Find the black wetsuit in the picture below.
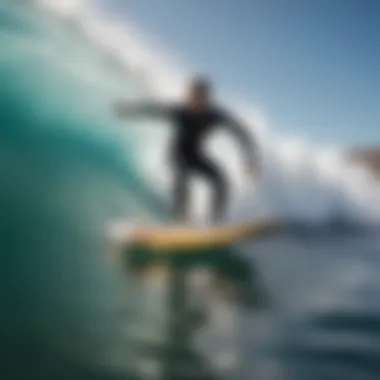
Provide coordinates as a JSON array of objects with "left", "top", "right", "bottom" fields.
[{"left": 123, "top": 103, "right": 257, "bottom": 222}]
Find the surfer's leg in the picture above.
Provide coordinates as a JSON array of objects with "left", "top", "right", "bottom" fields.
[
  {"left": 173, "top": 161, "right": 191, "bottom": 222},
  {"left": 193, "top": 155, "right": 228, "bottom": 223}
]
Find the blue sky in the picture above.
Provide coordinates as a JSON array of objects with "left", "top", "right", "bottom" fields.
[{"left": 101, "top": 0, "right": 379, "bottom": 146}]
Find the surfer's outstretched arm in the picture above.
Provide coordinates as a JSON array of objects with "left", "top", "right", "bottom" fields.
[
  {"left": 113, "top": 101, "right": 174, "bottom": 120},
  {"left": 124, "top": 220, "right": 277, "bottom": 252}
]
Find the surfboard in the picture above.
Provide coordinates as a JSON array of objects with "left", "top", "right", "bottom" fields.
[{"left": 109, "top": 218, "right": 278, "bottom": 254}]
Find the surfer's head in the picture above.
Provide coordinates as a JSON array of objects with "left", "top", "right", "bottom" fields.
[{"left": 188, "top": 76, "right": 212, "bottom": 110}]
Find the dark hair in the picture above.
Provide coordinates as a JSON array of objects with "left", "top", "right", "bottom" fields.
[{"left": 191, "top": 76, "right": 212, "bottom": 93}]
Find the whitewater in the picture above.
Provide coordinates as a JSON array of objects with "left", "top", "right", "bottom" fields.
[{"left": 1, "top": 1, "right": 380, "bottom": 380}]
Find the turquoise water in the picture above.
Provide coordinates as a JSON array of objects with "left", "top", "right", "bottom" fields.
[
  {"left": 0, "top": 2, "right": 169, "bottom": 378},
  {"left": 2, "top": 3, "right": 380, "bottom": 380}
]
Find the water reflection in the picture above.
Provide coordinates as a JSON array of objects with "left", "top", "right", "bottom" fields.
[{"left": 123, "top": 246, "right": 271, "bottom": 380}]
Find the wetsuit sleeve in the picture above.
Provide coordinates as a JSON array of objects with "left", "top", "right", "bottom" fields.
[
  {"left": 218, "top": 110, "right": 258, "bottom": 167},
  {"left": 114, "top": 101, "right": 176, "bottom": 120}
]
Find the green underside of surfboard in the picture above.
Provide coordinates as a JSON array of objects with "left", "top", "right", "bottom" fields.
[{"left": 123, "top": 245, "right": 271, "bottom": 309}]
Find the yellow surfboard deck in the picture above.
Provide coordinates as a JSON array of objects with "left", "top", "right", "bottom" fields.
[{"left": 142, "top": 218, "right": 279, "bottom": 253}]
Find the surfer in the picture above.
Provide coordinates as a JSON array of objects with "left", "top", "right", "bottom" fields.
[{"left": 114, "top": 76, "right": 260, "bottom": 223}]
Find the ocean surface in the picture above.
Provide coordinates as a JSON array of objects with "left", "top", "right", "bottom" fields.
[{"left": 1, "top": 2, "right": 380, "bottom": 380}]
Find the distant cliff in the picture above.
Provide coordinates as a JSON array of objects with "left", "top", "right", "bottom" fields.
[{"left": 348, "top": 148, "right": 380, "bottom": 175}]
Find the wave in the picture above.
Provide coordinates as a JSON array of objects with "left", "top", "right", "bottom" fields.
[{"left": 0, "top": 1, "right": 173, "bottom": 377}]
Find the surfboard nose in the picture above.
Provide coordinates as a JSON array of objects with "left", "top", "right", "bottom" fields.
[{"left": 106, "top": 220, "right": 135, "bottom": 242}]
